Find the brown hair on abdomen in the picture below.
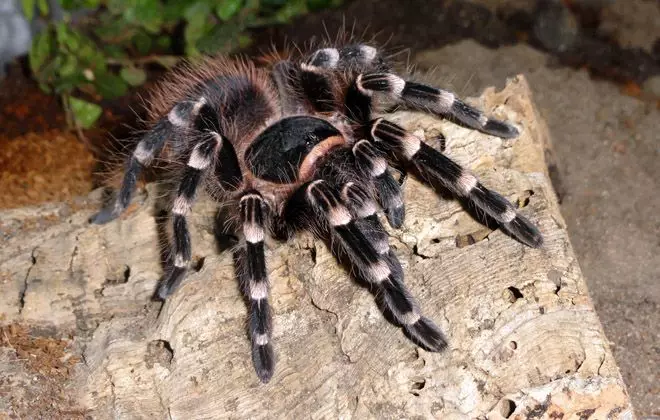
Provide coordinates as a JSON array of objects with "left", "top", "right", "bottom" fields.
[{"left": 145, "top": 56, "right": 280, "bottom": 151}]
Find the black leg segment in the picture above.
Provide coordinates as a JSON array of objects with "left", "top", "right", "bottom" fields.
[
  {"left": 157, "top": 109, "right": 224, "bottom": 299},
  {"left": 370, "top": 119, "right": 543, "bottom": 248},
  {"left": 299, "top": 179, "right": 447, "bottom": 351},
  {"left": 237, "top": 191, "right": 274, "bottom": 383},
  {"left": 90, "top": 118, "right": 172, "bottom": 224},
  {"left": 91, "top": 99, "right": 208, "bottom": 224},
  {"left": 357, "top": 73, "right": 519, "bottom": 138},
  {"left": 352, "top": 140, "right": 406, "bottom": 228}
]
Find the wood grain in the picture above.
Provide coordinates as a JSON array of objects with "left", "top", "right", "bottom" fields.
[{"left": 0, "top": 76, "right": 634, "bottom": 419}]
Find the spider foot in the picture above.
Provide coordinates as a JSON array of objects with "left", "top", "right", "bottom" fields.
[
  {"left": 156, "top": 266, "right": 187, "bottom": 300},
  {"left": 482, "top": 118, "right": 519, "bottom": 139},
  {"left": 404, "top": 316, "right": 448, "bottom": 352},
  {"left": 252, "top": 342, "right": 275, "bottom": 383},
  {"left": 89, "top": 207, "right": 120, "bottom": 225}
]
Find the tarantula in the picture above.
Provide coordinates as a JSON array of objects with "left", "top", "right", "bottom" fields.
[{"left": 91, "top": 42, "right": 543, "bottom": 383}]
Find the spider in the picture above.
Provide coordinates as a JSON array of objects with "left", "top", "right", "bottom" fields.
[{"left": 91, "top": 42, "right": 543, "bottom": 383}]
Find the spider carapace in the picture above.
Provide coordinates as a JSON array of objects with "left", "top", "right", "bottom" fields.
[{"left": 92, "top": 43, "right": 543, "bottom": 383}]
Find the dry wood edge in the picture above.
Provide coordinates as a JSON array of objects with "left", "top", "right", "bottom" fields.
[{"left": 0, "top": 76, "right": 634, "bottom": 419}]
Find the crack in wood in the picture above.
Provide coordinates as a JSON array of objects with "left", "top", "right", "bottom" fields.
[{"left": 18, "top": 247, "right": 38, "bottom": 314}]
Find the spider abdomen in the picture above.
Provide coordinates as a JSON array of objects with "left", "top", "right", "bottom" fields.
[{"left": 245, "top": 116, "right": 345, "bottom": 184}]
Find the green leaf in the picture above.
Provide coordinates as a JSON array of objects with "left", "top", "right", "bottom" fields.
[
  {"left": 274, "top": 0, "right": 307, "bottom": 23},
  {"left": 55, "top": 23, "right": 81, "bottom": 51},
  {"left": 94, "top": 72, "right": 129, "bottom": 99},
  {"left": 307, "top": 0, "right": 342, "bottom": 10},
  {"left": 106, "top": 0, "right": 129, "bottom": 15},
  {"left": 68, "top": 96, "right": 103, "bottom": 129},
  {"left": 135, "top": 0, "right": 164, "bottom": 33},
  {"left": 184, "top": 1, "right": 211, "bottom": 24},
  {"left": 196, "top": 20, "right": 242, "bottom": 54},
  {"left": 21, "top": 0, "right": 36, "bottom": 21},
  {"left": 238, "top": 34, "right": 252, "bottom": 48},
  {"left": 121, "top": 0, "right": 163, "bottom": 33},
  {"left": 37, "top": 0, "right": 49, "bottom": 16},
  {"left": 60, "top": 0, "right": 101, "bottom": 9},
  {"left": 29, "top": 30, "right": 52, "bottom": 74},
  {"left": 132, "top": 32, "right": 153, "bottom": 55},
  {"left": 152, "top": 55, "right": 180, "bottom": 69},
  {"left": 120, "top": 66, "right": 147, "bottom": 86},
  {"left": 103, "top": 45, "right": 127, "bottom": 59},
  {"left": 94, "top": 17, "right": 137, "bottom": 43},
  {"left": 58, "top": 54, "right": 79, "bottom": 77},
  {"left": 262, "top": 0, "right": 287, "bottom": 7},
  {"left": 37, "top": 82, "right": 52, "bottom": 94},
  {"left": 216, "top": 0, "right": 243, "bottom": 21},
  {"left": 53, "top": 73, "right": 87, "bottom": 94},
  {"left": 156, "top": 36, "right": 171, "bottom": 50},
  {"left": 163, "top": 0, "right": 197, "bottom": 24}
]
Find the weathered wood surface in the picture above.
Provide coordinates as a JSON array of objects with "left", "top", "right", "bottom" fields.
[{"left": 0, "top": 76, "right": 634, "bottom": 419}]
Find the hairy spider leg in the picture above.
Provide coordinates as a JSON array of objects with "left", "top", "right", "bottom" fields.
[
  {"left": 306, "top": 44, "right": 389, "bottom": 73},
  {"left": 357, "top": 72, "right": 519, "bottom": 138},
  {"left": 157, "top": 102, "right": 226, "bottom": 299},
  {"left": 236, "top": 191, "right": 275, "bottom": 383},
  {"left": 271, "top": 59, "right": 339, "bottom": 114},
  {"left": 270, "top": 44, "right": 388, "bottom": 116},
  {"left": 340, "top": 181, "right": 390, "bottom": 256},
  {"left": 370, "top": 118, "right": 543, "bottom": 248},
  {"left": 300, "top": 179, "right": 447, "bottom": 352},
  {"left": 339, "top": 180, "right": 439, "bottom": 348},
  {"left": 91, "top": 100, "right": 206, "bottom": 224},
  {"left": 352, "top": 139, "right": 406, "bottom": 228}
]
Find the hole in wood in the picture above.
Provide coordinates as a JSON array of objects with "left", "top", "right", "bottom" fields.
[
  {"left": 499, "top": 398, "right": 517, "bottom": 418},
  {"left": 506, "top": 286, "right": 524, "bottom": 302},
  {"left": 192, "top": 256, "right": 205, "bottom": 272},
  {"left": 548, "top": 269, "right": 562, "bottom": 295},
  {"left": 517, "top": 190, "right": 535, "bottom": 208},
  {"left": 409, "top": 377, "right": 426, "bottom": 396},
  {"left": 509, "top": 341, "right": 518, "bottom": 350},
  {"left": 455, "top": 228, "right": 492, "bottom": 248},
  {"left": 145, "top": 339, "right": 174, "bottom": 368},
  {"left": 104, "top": 264, "right": 130, "bottom": 286}
]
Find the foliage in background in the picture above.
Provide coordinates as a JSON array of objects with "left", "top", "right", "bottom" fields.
[{"left": 23, "top": 0, "right": 342, "bottom": 129}]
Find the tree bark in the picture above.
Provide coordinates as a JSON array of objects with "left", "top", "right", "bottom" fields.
[{"left": 0, "top": 76, "right": 634, "bottom": 419}]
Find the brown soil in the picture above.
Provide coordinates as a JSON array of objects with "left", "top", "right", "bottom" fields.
[
  {"left": 0, "top": 63, "right": 150, "bottom": 210},
  {"left": 0, "top": 130, "right": 95, "bottom": 209},
  {"left": 0, "top": 324, "right": 87, "bottom": 418},
  {"left": 0, "top": 64, "right": 95, "bottom": 209}
]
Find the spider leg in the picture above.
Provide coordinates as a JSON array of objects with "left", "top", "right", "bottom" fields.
[
  {"left": 340, "top": 181, "right": 390, "bottom": 255},
  {"left": 236, "top": 191, "right": 274, "bottom": 383},
  {"left": 356, "top": 72, "right": 519, "bottom": 138},
  {"left": 270, "top": 44, "right": 388, "bottom": 114},
  {"left": 271, "top": 61, "right": 307, "bottom": 115},
  {"left": 370, "top": 118, "right": 543, "bottom": 248},
  {"left": 303, "top": 179, "right": 447, "bottom": 351},
  {"left": 352, "top": 139, "right": 405, "bottom": 228},
  {"left": 91, "top": 99, "right": 206, "bottom": 224},
  {"left": 271, "top": 59, "right": 337, "bottom": 113},
  {"left": 156, "top": 104, "right": 224, "bottom": 299},
  {"left": 306, "top": 44, "right": 388, "bottom": 71}
]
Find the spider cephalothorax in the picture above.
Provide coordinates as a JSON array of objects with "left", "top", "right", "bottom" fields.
[{"left": 92, "top": 42, "right": 543, "bottom": 383}]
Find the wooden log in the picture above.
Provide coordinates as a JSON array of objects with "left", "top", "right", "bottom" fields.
[{"left": 0, "top": 76, "right": 634, "bottom": 419}]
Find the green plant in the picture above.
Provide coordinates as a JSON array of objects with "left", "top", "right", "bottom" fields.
[{"left": 24, "top": 0, "right": 342, "bottom": 129}]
